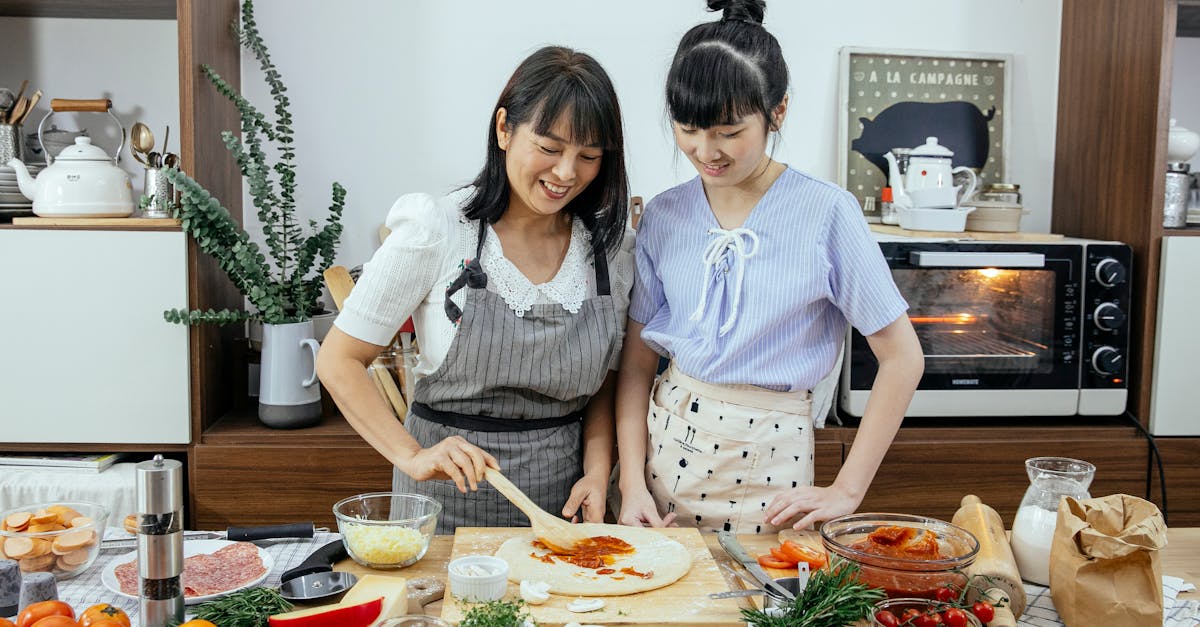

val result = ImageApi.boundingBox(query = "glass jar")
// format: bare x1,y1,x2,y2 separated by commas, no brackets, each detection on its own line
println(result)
977,183,1022,204
1010,457,1095,585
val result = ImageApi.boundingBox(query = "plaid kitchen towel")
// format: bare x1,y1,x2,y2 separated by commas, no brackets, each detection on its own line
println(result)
1018,577,1199,627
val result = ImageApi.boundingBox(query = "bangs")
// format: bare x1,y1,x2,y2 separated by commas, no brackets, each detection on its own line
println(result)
667,43,768,128
529,75,619,150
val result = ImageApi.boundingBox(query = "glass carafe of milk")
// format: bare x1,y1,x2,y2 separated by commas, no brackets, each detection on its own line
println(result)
1011,456,1096,585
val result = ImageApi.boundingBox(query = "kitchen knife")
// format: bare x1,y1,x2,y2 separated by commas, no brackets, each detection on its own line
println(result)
100,522,318,551
279,539,349,584
717,530,796,601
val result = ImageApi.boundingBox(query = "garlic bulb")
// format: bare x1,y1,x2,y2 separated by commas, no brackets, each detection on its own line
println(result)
519,579,551,605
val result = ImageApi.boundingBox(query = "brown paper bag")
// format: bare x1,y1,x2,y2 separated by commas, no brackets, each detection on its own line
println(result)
1049,494,1168,627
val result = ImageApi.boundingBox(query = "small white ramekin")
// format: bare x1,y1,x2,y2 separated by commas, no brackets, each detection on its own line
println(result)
448,555,510,602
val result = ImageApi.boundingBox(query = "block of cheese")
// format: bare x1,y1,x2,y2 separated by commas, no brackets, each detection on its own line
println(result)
342,575,409,626
268,575,407,627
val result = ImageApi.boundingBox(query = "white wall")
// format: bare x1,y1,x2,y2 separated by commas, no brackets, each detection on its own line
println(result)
0,17,179,193
1171,36,1200,170
234,0,1063,267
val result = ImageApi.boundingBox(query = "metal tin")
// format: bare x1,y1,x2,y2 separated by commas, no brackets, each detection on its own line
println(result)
142,167,175,218
0,123,21,164
1165,168,1190,228
136,455,184,627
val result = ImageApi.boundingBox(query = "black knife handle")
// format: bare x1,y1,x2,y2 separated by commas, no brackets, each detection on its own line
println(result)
279,540,348,583
226,522,315,542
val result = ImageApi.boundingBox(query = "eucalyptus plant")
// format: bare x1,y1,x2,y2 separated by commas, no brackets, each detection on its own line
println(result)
164,0,344,326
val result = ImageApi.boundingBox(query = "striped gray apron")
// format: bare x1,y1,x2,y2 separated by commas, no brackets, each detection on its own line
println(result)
393,219,620,533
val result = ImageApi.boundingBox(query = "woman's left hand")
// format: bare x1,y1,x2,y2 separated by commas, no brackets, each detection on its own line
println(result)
764,484,862,530
562,472,608,523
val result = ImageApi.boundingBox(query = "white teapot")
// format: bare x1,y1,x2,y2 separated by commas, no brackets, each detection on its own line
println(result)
7,98,134,218
884,137,978,209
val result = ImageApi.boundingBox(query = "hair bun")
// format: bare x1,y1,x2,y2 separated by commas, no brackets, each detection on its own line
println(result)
706,0,765,25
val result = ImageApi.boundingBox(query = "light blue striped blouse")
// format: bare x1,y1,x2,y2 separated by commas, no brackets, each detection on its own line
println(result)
629,166,908,392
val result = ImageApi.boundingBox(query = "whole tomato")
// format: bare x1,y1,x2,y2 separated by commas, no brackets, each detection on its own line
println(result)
935,586,958,603
28,618,77,627
83,621,130,627
874,610,901,627
77,605,130,627
0,618,15,627
177,621,219,627
16,601,74,627
901,608,923,622
972,601,996,623
941,608,971,627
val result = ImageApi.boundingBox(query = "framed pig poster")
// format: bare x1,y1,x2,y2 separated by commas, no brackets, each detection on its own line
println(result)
837,47,1012,211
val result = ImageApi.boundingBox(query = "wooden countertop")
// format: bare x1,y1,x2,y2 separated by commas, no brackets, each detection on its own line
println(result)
335,528,1200,616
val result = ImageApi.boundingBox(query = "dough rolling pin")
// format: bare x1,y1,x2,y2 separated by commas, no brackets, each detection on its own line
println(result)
952,494,1025,627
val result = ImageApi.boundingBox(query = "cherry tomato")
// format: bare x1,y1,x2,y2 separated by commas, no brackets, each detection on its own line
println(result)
902,608,924,621
941,608,970,627
972,601,995,623
77,605,131,627
779,540,829,569
756,554,795,570
935,586,958,602
28,618,77,627
874,610,901,627
16,601,74,627
913,611,943,627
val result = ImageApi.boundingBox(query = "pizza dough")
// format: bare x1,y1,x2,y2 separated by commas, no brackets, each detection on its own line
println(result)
494,523,691,596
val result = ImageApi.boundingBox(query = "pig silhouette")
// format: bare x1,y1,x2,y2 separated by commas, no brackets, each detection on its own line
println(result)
851,101,996,180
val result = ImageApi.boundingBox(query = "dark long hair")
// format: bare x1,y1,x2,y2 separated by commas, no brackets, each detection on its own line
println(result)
667,0,788,132
463,46,629,255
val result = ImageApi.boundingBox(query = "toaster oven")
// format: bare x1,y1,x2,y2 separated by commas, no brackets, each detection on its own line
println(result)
840,238,1132,417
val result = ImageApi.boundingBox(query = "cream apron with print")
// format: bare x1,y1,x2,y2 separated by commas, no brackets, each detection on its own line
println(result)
644,362,814,535
394,218,620,534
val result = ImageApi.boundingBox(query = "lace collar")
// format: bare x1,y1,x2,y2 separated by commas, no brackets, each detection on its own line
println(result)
469,216,592,317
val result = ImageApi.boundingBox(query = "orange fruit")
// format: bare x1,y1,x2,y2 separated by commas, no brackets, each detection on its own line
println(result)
77,605,130,627
28,618,77,627
16,601,74,627
178,621,219,627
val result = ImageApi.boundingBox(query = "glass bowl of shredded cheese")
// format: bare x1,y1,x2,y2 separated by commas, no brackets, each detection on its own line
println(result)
333,492,441,569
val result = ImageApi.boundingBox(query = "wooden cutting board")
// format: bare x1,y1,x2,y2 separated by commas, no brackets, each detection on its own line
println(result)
441,527,745,627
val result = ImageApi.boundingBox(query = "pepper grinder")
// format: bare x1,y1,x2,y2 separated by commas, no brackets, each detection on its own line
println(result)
136,454,184,627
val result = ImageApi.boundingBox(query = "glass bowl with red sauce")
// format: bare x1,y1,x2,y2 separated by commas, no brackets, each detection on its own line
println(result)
820,513,979,599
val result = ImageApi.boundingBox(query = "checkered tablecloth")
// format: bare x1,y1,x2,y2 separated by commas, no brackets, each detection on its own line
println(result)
1017,577,1199,626
50,529,343,627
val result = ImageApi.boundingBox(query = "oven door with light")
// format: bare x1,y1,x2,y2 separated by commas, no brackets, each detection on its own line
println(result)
841,242,1082,417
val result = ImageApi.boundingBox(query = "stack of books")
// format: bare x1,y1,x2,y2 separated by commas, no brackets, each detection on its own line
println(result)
0,453,128,473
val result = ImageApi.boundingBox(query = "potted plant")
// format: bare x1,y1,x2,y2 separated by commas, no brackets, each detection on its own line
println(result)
164,0,345,428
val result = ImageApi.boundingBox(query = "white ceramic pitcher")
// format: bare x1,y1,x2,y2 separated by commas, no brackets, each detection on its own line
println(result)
884,137,978,209
258,320,322,428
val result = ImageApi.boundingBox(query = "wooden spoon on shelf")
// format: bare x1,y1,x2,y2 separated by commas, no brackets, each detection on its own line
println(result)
483,467,589,552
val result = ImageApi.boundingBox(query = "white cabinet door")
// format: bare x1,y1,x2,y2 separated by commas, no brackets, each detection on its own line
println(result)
1150,236,1200,436
0,229,191,443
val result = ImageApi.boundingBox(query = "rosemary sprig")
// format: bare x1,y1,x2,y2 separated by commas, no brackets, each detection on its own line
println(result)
184,586,294,627
742,559,885,627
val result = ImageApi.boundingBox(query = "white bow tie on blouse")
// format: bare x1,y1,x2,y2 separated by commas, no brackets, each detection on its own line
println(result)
690,226,760,336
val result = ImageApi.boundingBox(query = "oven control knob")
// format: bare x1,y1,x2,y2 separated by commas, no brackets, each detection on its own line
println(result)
1092,302,1127,330
1095,258,1127,287
1091,346,1123,376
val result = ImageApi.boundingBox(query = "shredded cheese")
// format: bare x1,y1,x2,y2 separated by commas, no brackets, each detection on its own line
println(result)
342,523,426,564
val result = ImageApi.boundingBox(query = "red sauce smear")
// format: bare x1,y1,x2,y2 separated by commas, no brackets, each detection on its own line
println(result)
531,536,636,571
849,525,943,559
596,568,615,575
619,566,652,579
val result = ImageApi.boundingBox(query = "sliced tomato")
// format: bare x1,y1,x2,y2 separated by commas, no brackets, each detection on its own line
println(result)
757,555,795,570
779,540,828,568
768,547,799,566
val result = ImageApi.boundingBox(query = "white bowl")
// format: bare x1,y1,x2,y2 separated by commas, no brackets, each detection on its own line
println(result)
448,555,509,602
897,206,976,232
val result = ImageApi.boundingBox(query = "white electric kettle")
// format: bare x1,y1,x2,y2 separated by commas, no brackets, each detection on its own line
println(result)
7,98,134,218
884,137,978,209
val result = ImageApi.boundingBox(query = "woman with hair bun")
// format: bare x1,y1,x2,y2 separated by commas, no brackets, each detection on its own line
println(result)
318,46,634,533
615,0,923,534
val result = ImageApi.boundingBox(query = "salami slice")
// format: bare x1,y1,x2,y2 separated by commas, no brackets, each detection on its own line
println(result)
114,541,266,598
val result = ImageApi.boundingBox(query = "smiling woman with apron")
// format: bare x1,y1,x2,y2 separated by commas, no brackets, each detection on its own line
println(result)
317,46,634,534
394,218,621,532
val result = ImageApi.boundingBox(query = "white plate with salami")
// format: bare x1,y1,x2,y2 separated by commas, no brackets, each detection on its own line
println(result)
101,540,274,605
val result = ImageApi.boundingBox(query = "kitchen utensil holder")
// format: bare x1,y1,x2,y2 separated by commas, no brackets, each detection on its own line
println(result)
142,167,176,218
0,123,21,164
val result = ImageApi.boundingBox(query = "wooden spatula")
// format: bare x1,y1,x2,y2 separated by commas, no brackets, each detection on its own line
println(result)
484,467,589,552
323,265,356,311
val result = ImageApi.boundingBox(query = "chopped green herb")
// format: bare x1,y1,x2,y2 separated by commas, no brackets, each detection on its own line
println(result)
184,586,293,627
459,598,536,627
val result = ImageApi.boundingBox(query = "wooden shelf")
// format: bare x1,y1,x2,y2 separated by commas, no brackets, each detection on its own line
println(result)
0,0,175,19
1165,226,1200,235
201,410,373,447
3,217,182,230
